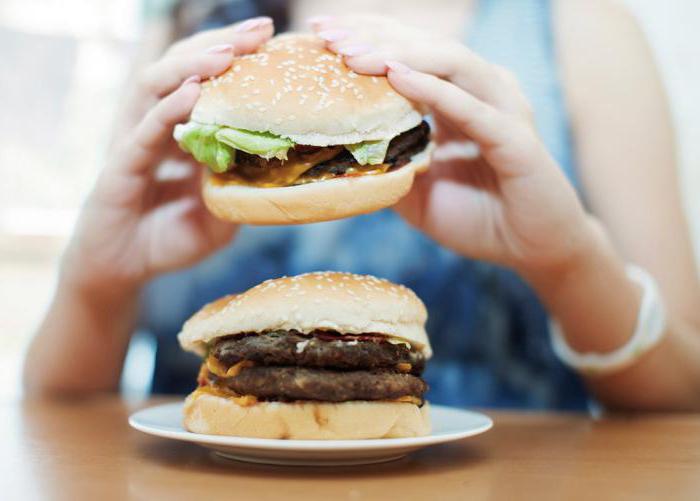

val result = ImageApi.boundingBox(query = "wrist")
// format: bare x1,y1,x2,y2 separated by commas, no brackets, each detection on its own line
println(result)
518,214,607,288
522,216,643,354
58,247,144,308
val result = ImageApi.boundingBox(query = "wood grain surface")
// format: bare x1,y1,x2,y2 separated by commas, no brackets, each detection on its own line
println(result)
3,396,699,500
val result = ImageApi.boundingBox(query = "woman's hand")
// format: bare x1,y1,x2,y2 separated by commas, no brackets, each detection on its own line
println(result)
311,15,596,275
310,15,700,412
25,18,276,395
63,17,275,297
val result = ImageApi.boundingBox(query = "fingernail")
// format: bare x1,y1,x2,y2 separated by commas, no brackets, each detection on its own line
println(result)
204,43,234,54
308,15,335,27
233,16,272,32
337,43,373,57
386,60,411,74
182,75,201,86
317,29,350,43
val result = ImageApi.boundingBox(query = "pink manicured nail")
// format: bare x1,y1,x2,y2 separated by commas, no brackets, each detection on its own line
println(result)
204,43,234,54
233,16,272,32
385,60,411,74
182,75,201,86
337,43,373,57
317,29,350,42
308,15,335,27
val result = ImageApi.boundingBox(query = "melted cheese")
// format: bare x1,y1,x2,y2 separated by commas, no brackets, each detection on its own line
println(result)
293,163,390,185
396,363,412,373
386,338,412,348
213,147,342,187
392,396,422,405
212,147,391,188
193,386,258,406
196,384,420,407
205,357,254,378
196,363,209,385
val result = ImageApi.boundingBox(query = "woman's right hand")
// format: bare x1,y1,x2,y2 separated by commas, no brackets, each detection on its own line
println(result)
61,17,274,297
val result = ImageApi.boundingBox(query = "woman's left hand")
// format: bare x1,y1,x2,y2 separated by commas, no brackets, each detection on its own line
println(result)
311,15,597,275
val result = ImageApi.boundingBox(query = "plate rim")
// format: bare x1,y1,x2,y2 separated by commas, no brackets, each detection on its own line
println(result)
129,401,492,451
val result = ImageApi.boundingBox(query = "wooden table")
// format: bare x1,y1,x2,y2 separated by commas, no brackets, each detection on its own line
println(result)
3,396,700,500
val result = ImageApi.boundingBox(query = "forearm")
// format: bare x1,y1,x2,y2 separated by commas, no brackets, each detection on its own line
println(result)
523,218,700,411
23,268,141,395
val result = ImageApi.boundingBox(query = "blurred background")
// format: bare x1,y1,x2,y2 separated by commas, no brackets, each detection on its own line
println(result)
1,0,698,398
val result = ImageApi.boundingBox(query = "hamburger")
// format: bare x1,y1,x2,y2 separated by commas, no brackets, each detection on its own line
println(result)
178,272,432,440
174,33,433,225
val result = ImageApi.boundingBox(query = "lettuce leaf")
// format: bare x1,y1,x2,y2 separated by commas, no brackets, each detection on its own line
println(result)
174,123,234,173
345,139,391,165
174,122,295,171
215,128,293,160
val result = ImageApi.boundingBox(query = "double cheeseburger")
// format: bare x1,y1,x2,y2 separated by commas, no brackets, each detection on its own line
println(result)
174,33,433,225
178,272,432,440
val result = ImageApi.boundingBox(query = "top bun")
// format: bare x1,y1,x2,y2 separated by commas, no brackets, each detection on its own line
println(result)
178,272,432,358
191,33,423,146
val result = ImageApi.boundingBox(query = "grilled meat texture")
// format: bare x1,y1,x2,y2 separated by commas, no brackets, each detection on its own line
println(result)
210,366,427,403
301,120,431,179
211,330,425,375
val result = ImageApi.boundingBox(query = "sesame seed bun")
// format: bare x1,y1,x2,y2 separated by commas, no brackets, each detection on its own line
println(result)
187,33,432,224
183,391,431,440
192,33,423,146
202,143,432,225
177,272,432,358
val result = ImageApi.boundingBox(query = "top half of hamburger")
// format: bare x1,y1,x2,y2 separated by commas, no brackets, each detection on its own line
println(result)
174,33,433,225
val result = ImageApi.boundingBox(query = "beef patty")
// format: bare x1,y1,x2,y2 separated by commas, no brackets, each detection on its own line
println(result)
300,120,431,180
230,120,431,183
211,366,427,403
211,330,425,375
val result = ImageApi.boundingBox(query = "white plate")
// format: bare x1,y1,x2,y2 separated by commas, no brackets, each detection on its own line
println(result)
129,402,492,466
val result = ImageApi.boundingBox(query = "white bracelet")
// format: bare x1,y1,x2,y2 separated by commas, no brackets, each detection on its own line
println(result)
549,264,667,375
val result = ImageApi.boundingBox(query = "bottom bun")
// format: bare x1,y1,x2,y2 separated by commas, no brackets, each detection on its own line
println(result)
183,391,431,440
202,143,433,225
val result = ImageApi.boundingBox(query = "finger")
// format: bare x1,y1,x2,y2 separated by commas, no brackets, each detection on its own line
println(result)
167,17,274,56
139,19,273,100
351,44,527,114
386,62,540,176
115,77,201,175
393,166,500,259
309,13,398,36
142,194,237,275
138,46,234,99
147,161,200,209
307,15,338,31
313,21,530,118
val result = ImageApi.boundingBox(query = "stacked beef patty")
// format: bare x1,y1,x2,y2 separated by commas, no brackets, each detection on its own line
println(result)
200,330,428,404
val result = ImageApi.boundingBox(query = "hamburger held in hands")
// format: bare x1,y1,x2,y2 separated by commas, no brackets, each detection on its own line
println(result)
174,33,433,225
178,272,432,440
